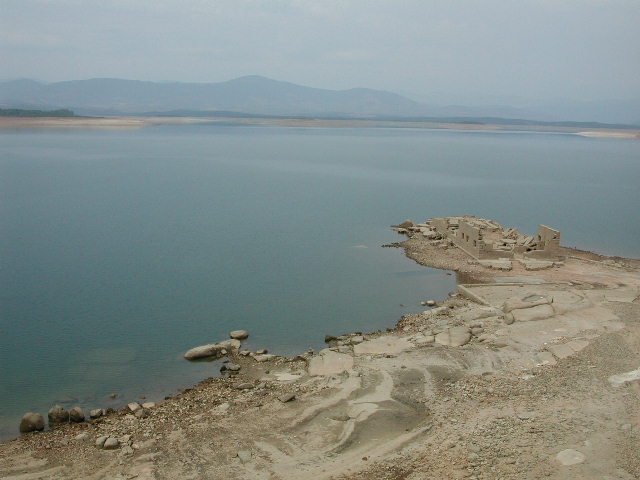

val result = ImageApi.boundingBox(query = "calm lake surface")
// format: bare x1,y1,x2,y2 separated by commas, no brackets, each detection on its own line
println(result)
1,125,638,440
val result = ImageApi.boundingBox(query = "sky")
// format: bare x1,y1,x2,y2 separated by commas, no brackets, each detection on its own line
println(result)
1,0,639,105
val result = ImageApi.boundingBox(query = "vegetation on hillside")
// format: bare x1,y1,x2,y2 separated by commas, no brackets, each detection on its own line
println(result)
0,108,75,117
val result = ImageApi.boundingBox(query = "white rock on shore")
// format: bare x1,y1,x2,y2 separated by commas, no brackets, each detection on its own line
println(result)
184,339,241,360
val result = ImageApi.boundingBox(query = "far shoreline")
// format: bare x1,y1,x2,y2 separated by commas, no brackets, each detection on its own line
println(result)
1,115,639,139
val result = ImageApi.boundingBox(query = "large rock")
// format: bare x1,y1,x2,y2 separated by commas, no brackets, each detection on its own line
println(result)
48,405,69,424
511,304,555,322
183,339,241,360
89,409,104,419
435,327,471,347
229,329,249,340
69,407,85,423
19,413,45,433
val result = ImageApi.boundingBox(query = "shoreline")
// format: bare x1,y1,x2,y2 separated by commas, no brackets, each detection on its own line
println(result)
1,115,639,139
1,219,639,479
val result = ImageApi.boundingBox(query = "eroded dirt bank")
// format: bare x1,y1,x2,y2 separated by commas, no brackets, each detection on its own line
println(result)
1,232,639,480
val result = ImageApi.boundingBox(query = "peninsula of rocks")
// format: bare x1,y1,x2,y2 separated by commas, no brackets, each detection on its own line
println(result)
1,216,639,480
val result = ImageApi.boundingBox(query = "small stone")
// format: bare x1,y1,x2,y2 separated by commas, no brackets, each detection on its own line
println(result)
254,354,275,362
235,383,254,390
471,327,484,335
239,350,251,356
141,402,156,409
127,402,142,413
95,436,109,448
426,300,437,306
324,335,337,343
134,408,150,418
103,437,120,450
121,445,134,455
229,329,249,340
255,349,268,355
278,393,296,403
69,407,85,423
108,393,118,399
75,432,91,442
226,363,241,372
330,414,351,422
350,335,364,345
19,413,45,433
237,450,252,463
556,449,586,466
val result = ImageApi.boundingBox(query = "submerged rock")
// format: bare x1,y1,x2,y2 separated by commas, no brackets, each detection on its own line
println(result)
19,413,45,433
229,329,249,340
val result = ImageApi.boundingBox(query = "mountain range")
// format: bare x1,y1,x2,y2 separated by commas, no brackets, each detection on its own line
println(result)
1,76,638,125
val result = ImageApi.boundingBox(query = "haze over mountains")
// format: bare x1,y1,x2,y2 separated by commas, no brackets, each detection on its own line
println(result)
1,75,638,125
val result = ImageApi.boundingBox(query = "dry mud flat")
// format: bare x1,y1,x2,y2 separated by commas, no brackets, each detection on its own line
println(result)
1,241,639,479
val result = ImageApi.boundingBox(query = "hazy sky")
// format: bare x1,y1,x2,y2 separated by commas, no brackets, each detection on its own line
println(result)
2,0,639,103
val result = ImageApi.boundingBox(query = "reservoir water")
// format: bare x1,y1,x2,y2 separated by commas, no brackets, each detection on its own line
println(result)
1,125,638,440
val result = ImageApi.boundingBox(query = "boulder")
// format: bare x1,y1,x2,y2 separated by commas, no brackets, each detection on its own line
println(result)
229,329,249,340
435,327,472,347
48,405,69,424
89,409,104,419
69,407,85,423
183,339,241,360
19,413,45,433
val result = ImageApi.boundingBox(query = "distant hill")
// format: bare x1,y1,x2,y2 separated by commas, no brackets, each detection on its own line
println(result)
0,76,428,117
1,76,638,125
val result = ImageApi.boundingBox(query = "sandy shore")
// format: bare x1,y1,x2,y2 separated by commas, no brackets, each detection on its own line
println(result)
1,223,639,479
1,115,639,139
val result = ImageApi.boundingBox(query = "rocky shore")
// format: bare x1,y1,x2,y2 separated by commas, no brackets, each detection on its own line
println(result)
1,218,639,480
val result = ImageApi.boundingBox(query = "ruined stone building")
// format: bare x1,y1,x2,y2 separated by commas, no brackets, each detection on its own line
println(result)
396,215,563,270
